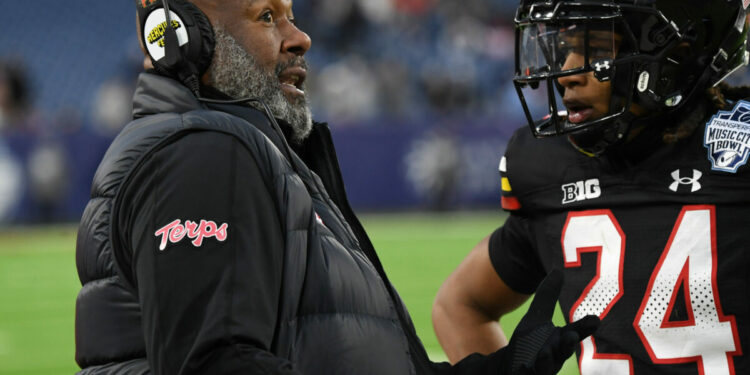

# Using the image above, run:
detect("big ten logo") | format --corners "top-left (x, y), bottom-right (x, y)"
top-left (561, 179), bottom-right (601, 204)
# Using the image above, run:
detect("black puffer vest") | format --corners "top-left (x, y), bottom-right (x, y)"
top-left (75, 73), bottom-right (439, 374)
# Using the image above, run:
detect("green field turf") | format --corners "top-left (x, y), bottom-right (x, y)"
top-left (0, 212), bottom-right (579, 374)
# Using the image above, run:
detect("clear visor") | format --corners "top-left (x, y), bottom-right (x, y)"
top-left (514, 19), bottom-right (632, 137)
top-left (518, 21), bottom-right (621, 78)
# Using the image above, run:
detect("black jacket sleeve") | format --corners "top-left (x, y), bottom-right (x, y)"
top-left (117, 131), bottom-right (299, 374)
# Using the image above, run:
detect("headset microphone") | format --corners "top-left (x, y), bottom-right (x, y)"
top-left (160, 0), bottom-right (182, 70)
top-left (160, 0), bottom-right (203, 95)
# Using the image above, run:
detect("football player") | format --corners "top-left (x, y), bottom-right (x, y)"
top-left (433, 0), bottom-right (750, 374)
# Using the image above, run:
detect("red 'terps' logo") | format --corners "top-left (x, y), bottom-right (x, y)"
top-left (154, 219), bottom-right (229, 250)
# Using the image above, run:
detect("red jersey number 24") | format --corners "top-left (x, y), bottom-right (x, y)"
top-left (561, 206), bottom-right (741, 375)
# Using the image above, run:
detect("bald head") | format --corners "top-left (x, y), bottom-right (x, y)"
top-left (187, 0), bottom-right (249, 29)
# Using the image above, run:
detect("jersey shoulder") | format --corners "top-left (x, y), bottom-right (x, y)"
top-left (499, 126), bottom-right (594, 212)
top-left (499, 104), bottom-right (750, 214)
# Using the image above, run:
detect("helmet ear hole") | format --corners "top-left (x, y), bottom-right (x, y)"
top-left (668, 42), bottom-right (694, 63)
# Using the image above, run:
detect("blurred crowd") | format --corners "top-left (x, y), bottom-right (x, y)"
top-left (297, 0), bottom-right (521, 124)
top-left (0, 60), bottom-right (113, 224)
top-left (2, 0), bottom-right (750, 223)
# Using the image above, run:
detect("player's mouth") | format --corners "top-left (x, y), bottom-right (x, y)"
top-left (563, 99), bottom-right (595, 124)
top-left (278, 67), bottom-right (306, 97)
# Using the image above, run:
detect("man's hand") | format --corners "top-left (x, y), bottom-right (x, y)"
top-left (497, 269), bottom-right (599, 374)
top-left (452, 269), bottom-right (599, 374)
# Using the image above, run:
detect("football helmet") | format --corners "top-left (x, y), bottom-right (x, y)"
top-left (513, 0), bottom-right (750, 155)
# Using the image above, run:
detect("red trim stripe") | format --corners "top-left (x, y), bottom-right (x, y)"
top-left (501, 196), bottom-right (521, 211)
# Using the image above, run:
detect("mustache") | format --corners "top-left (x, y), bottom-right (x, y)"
top-left (275, 56), bottom-right (308, 76)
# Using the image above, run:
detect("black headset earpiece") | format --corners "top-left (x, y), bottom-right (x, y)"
top-left (137, 0), bottom-right (215, 95)
top-left (160, 0), bottom-right (182, 69)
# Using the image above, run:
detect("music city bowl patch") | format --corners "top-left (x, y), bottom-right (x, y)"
top-left (704, 100), bottom-right (750, 173)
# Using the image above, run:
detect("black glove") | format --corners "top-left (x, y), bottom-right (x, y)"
top-left (452, 269), bottom-right (600, 375)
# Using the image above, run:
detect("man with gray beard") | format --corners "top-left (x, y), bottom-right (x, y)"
top-left (73, 0), bottom-right (597, 374)
top-left (206, 26), bottom-right (312, 144)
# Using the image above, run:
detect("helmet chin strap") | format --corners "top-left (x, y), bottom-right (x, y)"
top-left (569, 86), bottom-right (711, 159)
top-left (567, 111), bottom-right (635, 157)
top-left (568, 46), bottom-right (714, 158)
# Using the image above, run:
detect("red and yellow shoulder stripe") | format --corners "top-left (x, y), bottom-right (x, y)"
top-left (499, 156), bottom-right (521, 211)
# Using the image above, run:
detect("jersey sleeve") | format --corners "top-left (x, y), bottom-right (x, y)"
top-left (488, 214), bottom-right (546, 295)
top-left (490, 129), bottom-right (547, 293)
top-left (116, 131), bottom-right (300, 374)
top-left (498, 155), bottom-right (522, 212)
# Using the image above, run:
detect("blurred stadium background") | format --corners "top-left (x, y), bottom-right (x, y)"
top-left (0, 0), bottom-right (526, 221)
top-left (1, 1), bottom-right (749, 374)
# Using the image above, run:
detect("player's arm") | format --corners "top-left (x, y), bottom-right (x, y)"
top-left (435, 214), bottom-right (598, 374)
top-left (433, 234), bottom-right (529, 363)
top-left (118, 131), bottom-right (300, 374)
top-left (442, 268), bottom-right (599, 375)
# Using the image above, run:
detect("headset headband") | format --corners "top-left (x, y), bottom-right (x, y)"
top-left (135, 0), bottom-right (215, 95)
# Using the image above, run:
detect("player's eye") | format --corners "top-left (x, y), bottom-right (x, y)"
top-left (259, 10), bottom-right (274, 23)
top-left (589, 44), bottom-right (613, 59)
top-left (558, 44), bottom-right (572, 57)
top-left (558, 43), bottom-right (582, 59)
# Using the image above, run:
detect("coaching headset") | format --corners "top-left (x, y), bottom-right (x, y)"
top-left (136, 0), bottom-right (215, 96)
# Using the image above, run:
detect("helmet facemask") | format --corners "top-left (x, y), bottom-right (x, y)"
top-left (513, 0), bottom-right (750, 156)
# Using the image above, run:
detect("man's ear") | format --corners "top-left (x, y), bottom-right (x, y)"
top-left (143, 56), bottom-right (155, 70)
top-left (135, 11), bottom-right (154, 70)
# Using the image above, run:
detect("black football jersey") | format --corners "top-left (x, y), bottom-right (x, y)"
top-left (490, 102), bottom-right (750, 374)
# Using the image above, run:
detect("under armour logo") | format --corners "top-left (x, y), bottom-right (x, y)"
top-left (593, 61), bottom-right (611, 72)
top-left (669, 169), bottom-right (702, 192)
top-left (592, 59), bottom-right (613, 82)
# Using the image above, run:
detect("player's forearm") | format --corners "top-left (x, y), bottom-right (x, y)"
top-left (432, 298), bottom-right (508, 364)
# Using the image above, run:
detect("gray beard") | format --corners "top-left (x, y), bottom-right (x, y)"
top-left (205, 26), bottom-right (312, 144)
